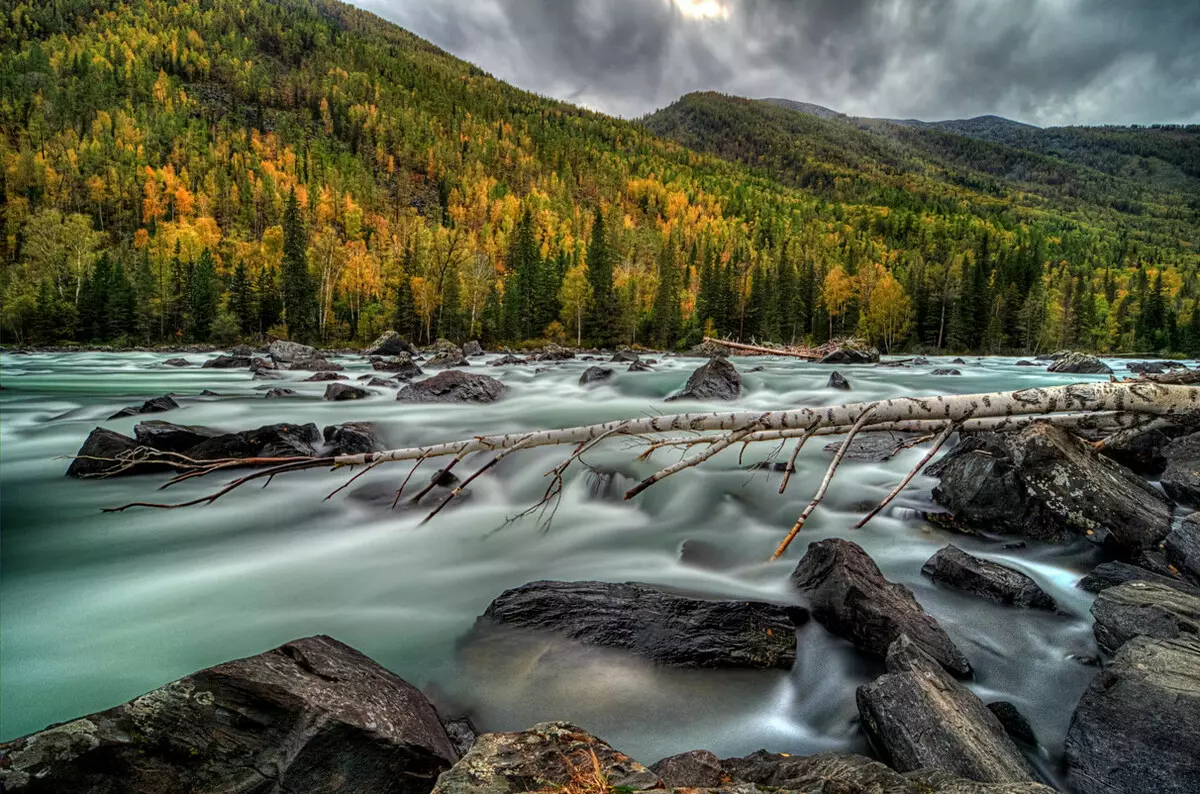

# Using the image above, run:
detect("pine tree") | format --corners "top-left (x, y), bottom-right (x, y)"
top-left (439, 267), bottom-right (462, 342)
top-left (503, 208), bottom-right (540, 339)
top-left (133, 252), bottom-right (157, 343)
top-left (105, 260), bottom-right (135, 341)
top-left (650, 238), bottom-right (682, 348)
top-left (229, 260), bottom-right (255, 335)
top-left (584, 209), bottom-right (618, 346)
top-left (281, 188), bottom-right (316, 340)
top-left (393, 272), bottom-right (417, 341)
top-left (257, 263), bottom-right (283, 335)
top-left (188, 249), bottom-right (219, 341)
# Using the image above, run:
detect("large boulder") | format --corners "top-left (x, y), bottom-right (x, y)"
top-left (425, 347), bottom-right (470, 369)
top-left (186, 423), bottom-right (320, 461)
top-left (666, 357), bottom-right (742, 402)
top-left (66, 428), bottom-right (145, 477)
top-left (372, 354), bottom-right (424, 380)
top-left (1046, 351), bottom-right (1113, 374)
top-left (1159, 432), bottom-right (1200, 506)
top-left (280, 357), bottom-right (343, 372)
top-left (323, 422), bottom-right (384, 456)
top-left (201, 354), bottom-right (250, 369)
top-left (611, 348), bottom-right (639, 363)
top-left (930, 422), bottom-right (1172, 556)
top-left (107, 394), bottom-right (179, 420)
top-left (363, 330), bottom-right (415, 357)
top-left (827, 371), bottom-right (852, 390)
top-left (477, 580), bottom-right (804, 669)
top-left (267, 339), bottom-right (318, 364)
top-left (324, 383), bottom-right (370, 401)
top-left (162, 357), bottom-right (190, 367)
top-left (133, 421), bottom-right (223, 454)
top-left (534, 343), bottom-right (575, 361)
top-left (790, 539), bottom-right (972, 676)
top-left (579, 366), bottom-right (614, 386)
top-left (856, 636), bottom-right (1036, 784)
top-left (687, 340), bottom-right (731, 358)
top-left (396, 371), bottom-right (504, 404)
top-left (1078, 561), bottom-right (1200, 597)
top-left (649, 749), bottom-right (723, 787)
top-left (819, 345), bottom-right (880, 364)
top-left (921, 545), bottom-right (1055, 610)
top-left (462, 340), bottom-right (484, 357)
top-left (1166, 513), bottom-right (1200, 584)
top-left (1096, 423), bottom-right (1188, 475)
top-left (1090, 581), bottom-right (1200, 655)
top-left (1064, 636), bottom-right (1200, 794)
top-left (0, 635), bottom-right (458, 793)
top-left (489, 354), bottom-right (527, 367)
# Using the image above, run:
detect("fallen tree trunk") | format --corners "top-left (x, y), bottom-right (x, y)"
top-left (701, 337), bottom-right (821, 360)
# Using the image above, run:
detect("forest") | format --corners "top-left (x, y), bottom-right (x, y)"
top-left (3, 0), bottom-right (1200, 354)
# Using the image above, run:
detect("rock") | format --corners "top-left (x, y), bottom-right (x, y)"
top-left (821, 433), bottom-right (917, 462)
top-left (932, 368), bottom-right (962, 376)
top-left (1046, 351), bottom-right (1113, 374)
top-left (666, 357), bottom-right (742, 401)
top-left (856, 635), bottom-right (1035, 783)
top-left (324, 383), bottom-right (370, 401)
top-left (627, 361), bottom-right (653, 372)
top-left (611, 348), bottom-right (639, 363)
top-left (323, 422), bottom-right (383, 456)
top-left (686, 340), bottom-right (731, 358)
top-left (248, 356), bottom-right (274, 370)
top-left (186, 423), bottom-right (320, 461)
top-left (66, 428), bottom-right (145, 477)
top-left (1159, 432), bottom-right (1200, 506)
top-left (133, 421), bottom-right (223, 454)
top-left (921, 545), bottom-right (1055, 610)
top-left (987, 701), bottom-right (1038, 746)
top-left (951, 357), bottom-right (967, 365)
top-left (1036, 350), bottom-right (1070, 361)
top-left (199, 389), bottom-right (221, 397)
top-left (1127, 361), bottom-right (1184, 375)
top-left (303, 371), bottom-right (347, 382)
top-left (228, 343), bottom-right (254, 357)
top-left (462, 340), bottom-right (484, 357)
top-left (819, 346), bottom-right (881, 364)
top-left (264, 387), bottom-right (298, 398)
top-left (162, 357), bottom-right (190, 367)
top-left (367, 376), bottom-right (397, 388)
top-left (478, 580), bottom-right (804, 669)
top-left (371, 353), bottom-right (424, 379)
top-left (1090, 581), bottom-right (1200, 655)
top-left (200, 354), bottom-right (250, 369)
top-left (1078, 561), bottom-right (1200, 597)
top-left (1166, 513), bottom-right (1200, 584)
top-left (912, 356), bottom-right (931, 365)
top-left (0, 635), bottom-right (457, 793)
top-left (425, 350), bottom-right (470, 368)
top-left (744, 364), bottom-right (764, 372)
top-left (429, 722), bottom-right (659, 794)
top-left (362, 330), bottom-right (415, 357)
top-left (107, 394), bottom-right (179, 419)
top-left (251, 367), bottom-right (282, 380)
top-left (827, 371), bottom-right (851, 390)
top-left (1065, 636), bottom-right (1200, 794)
top-left (489, 354), bottom-right (527, 366)
top-left (267, 339), bottom-right (318, 363)
top-left (579, 366), bottom-right (615, 386)
top-left (930, 422), bottom-right (1172, 556)
top-left (650, 749), bottom-right (723, 787)
top-left (791, 539), bottom-right (972, 676)
top-left (1015, 360), bottom-right (1036, 366)
top-left (396, 371), bottom-right (504, 403)
top-left (1096, 424), bottom-right (1187, 475)
top-left (534, 343), bottom-right (575, 361)
top-left (281, 357), bottom-right (343, 372)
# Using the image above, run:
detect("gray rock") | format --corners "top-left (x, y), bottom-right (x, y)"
top-left (1090, 581), bottom-right (1200, 655)
top-left (666, 357), bottom-right (742, 401)
top-left (1015, 360), bottom-right (1036, 366)
top-left (534, 343), bottom-right (575, 361)
top-left (133, 421), bottom-right (223, 454)
top-left (185, 423), bottom-right (320, 461)
top-left (462, 340), bottom-right (484, 357)
top-left (579, 366), bottom-right (615, 386)
top-left (263, 387), bottom-right (297, 398)
top-left (827, 370), bottom-right (852, 390)
top-left (987, 701), bottom-right (1039, 746)
top-left (856, 636), bottom-right (1035, 783)
top-left (396, 370), bottom-right (504, 403)
top-left (1096, 424), bottom-right (1187, 476)
top-left (921, 545), bottom-right (1055, 610)
top-left (107, 394), bottom-right (179, 419)
top-left (1065, 636), bottom-right (1200, 794)
top-left (267, 339), bottom-right (318, 363)
top-left (819, 346), bottom-right (881, 364)
top-left (0, 636), bottom-right (457, 793)
top-left (627, 360), bottom-right (653, 372)
top-left (686, 340), bottom-right (730, 358)
top-left (1046, 351), bottom-right (1113, 374)
top-left (200, 354), bottom-right (250, 369)
top-left (441, 717), bottom-right (478, 759)
top-left (371, 353), bottom-right (423, 379)
top-left (228, 344), bottom-right (254, 357)
top-left (932, 368), bottom-right (962, 376)
top-left (251, 367), bottom-right (282, 380)
top-left (1077, 561), bottom-right (1200, 597)
top-left (1166, 513), bottom-right (1200, 584)
top-left (489, 354), bottom-right (527, 366)
top-left (611, 348), bottom-right (640, 363)
top-left (791, 539), bottom-right (972, 676)
top-left (930, 422), bottom-right (1172, 556)
top-left (651, 750), bottom-right (723, 787)
top-left (362, 330), bottom-right (415, 357)
top-left (478, 580), bottom-right (805, 669)
top-left (951, 357), bottom-right (968, 365)
top-left (367, 376), bottom-right (397, 388)
top-left (162, 357), bottom-right (190, 367)
top-left (821, 433), bottom-right (918, 462)
top-left (281, 357), bottom-right (343, 372)
top-left (1160, 432), bottom-right (1200, 506)
top-left (324, 383), bottom-right (370, 401)
top-left (323, 422), bottom-right (383, 456)
top-left (66, 427), bottom-right (147, 477)
top-left (303, 371), bottom-right (346, 382)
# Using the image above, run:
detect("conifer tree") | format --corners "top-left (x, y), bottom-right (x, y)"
top-left (188, 249), bottom-right (219, 341)
top-left (281, 188), bottom-right (316, 340)
top-left (584, 209), bottom-right (617, 346)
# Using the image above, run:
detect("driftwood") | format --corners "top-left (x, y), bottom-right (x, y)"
top-left (702, 337), bottom-right (822, 360)
top-left (91, 381), bottom-right (1200, 560)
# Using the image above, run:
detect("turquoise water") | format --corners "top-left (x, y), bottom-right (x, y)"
top-left (0, 351), bottom-right (1144, 775)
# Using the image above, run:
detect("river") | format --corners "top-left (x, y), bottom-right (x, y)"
top-left (0, 350), bottom-right (1156, 782)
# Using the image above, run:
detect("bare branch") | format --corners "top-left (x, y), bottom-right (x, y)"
top-left (855, 422), bottom-right (959, 529)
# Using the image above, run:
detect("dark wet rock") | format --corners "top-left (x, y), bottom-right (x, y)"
top-left (921, 545), bottom-right (1055, 610)
top-left (367, 376), bottom-right (397, 388)
top-left (1091, 581), bottom-right (1200, 655)
top-left (930, 422), bottom-right (1172, 556)
top-left (162, 357), bottom-right (190, 367)
top-left (821, 433), bottom-right (918, 462)
top-left (1166, 513), bottom-right (1200, 585)
top-left (251, 367), bottom-right (283, 380)
top-left (819, 346), bottom-right (881, 364)
top-left (362, 330), bottom-right (415, 357)
top-left (1036, 350), bottom-right (1070, 361)
top-left (1127, 360), bottom-right (1184, 375)
top-left (186, 423), bottom-right (320, 461)
top-left (66, 428), bottom-right (146, 477)
top-left (1097, 424), bottom-right (1188, 476)
top-left (912, 356), bottom-right (931, 365)
top-left (666, 357), bottom-right (742, 402)
top-left (627, 360), bottom-right (653, 372)
top-left (133, 421), bottom-right (223, 454)
top-left (107, 394), bottom-right (179, 419)
top-left (371, 353), bottom-right (423, 379)
top-left (1134, 548), bottom-right (1178, 578)
top-left (430, 722), bottom-right (658, 794)
top-left (744, 365), bottom-right (764, 372)
top-left (397, 371), bottom-right (504, 403)
top-left (200, 354), bottom-right (250, 369)
top-left (677, 539), bottom-right (747, 572)
top-left (323, 422), bottom-right (383, 456)
top-left (1159, 432), bottom-right (1200, 506)
top-left (611, 348), bottom-right (639, 363)
top-left (462, 340), bottom-right (484, 357)
top-left (1004, 541), bottom-right (1028, 549)
top-left (857, 636), bottom-right (1034, 783)
top-left (1145, 367), bottom-right (1200, 385)
top-left (686, 339), bottom-right (730, 358)
top-left (248, 356), bottom-right (274, 371)
top-left (951, 357), bottom-right (967, 365)
top-left (827, 370), bottom-right (852, 390)
top-left (932, 368), bottom-right (962, 376)
top-left (199, 389), bottom-right (221, 397)
top-left (579, 366), bottom-right (615, 386)
top-left (1064, 635), bottom-right (1200, 794)
top-left (425, 350), bottom-right (470, 368)
top-left (987, 701), bottom-right (1038, 746)
top-left (324, 382), bottom-right (370, 401)
top-left (1078, 561), bottom-right (1200, 597)
top-left (1015, 360), bottom-right (1037, 366)
top-left (1046, 351), bottom-right (1113, 374)
top-left (441, 717), bottom-right (478, 759)
top-left (264, 387), bottom-right (298, 399)
top-left (533, 343), bottom-right (576, 362)
top-left (0, 635), bottom-right (457, 794)
top-left (791, 539), bottom-right (972, 675)
top-left (267, 339), bottom-right (317, 363)
top-left (281, 357), bottom-right (343, 372)
top-left (489, 354), bottom-right (527, 366)
top-left (228, 343), bottom-right (254, 357)
top-left (478, 580), bottom-right (805, 669)
top-left (303, 371), bottom-right (347, 382)
top-left (651, 750), bottom-right (722, 787)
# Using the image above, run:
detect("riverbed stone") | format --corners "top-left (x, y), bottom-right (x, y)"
top-left (1091, 581), bottom-right (1200, 654)
top-left (1064, 635), bottom-right (1200, 794)
top-left (1159, 432), bottom-right (1200, 506)
top-left (66, 427), bottom-right (145, 477)
top-left (362, 330), bottom-right (415, 357)
top-left (827, 370), bottom-right (851, 390)
top-left (281, 357), bottom-right (343, 372)
top-left (267, 339), bottom-right (317, 363)
top-left (1077, 561), bottom-right (1200, 597)
top-left (819, 346), bottom-right (880, 364)
top-left (987, 701), bottom-right (1038, 747)
top-left (478, 580), bottom-right (804, 669)
top-left (666, 357), bottom-right (742, 401)
top-left (162, 357), bottom-right (190, 367)
top-left (304, 371), bottom-right (347, 382)
top-left (821, 433), bottom-right (919, 462)
top-left (324, 382), bottom-right (370, 401)
top-left (856, 636), bottom-right (1035, 783)
top-left (200, 354), bottom-right (250, 369)
top-left (462, 340), bottom-right (484, 357)
top-left (372, 354), bottom-right (423, 380)
top-left (791, 539), bottom-right (972, 676)
top-left (133, 421), bottom-right (223, 454)
top-left (185, 422), bottom-right (320, 460)
top-left (650, 750), bottom-right (723, 787)
top-left (930, 422), bottom-right (1172, 556)
top-left (425, 347), bottom-right (470, 368)
top-left (579, 366), bottom-right (615, 386)
top-left (921, 545), bottom-right (1055, 610)
top-left (107, 394), bottom-right (179, 419)
top-left (1165, 513), bottom-right (1200, 584)
top-left (534, 343), bottom-right (575, 361)
top-left (263, 387), bottom-right (297, 398)
top-left (396, 370), bottom-right (504, 403)
top-left (489, 354), bottom-right (527, 366)
top-left (323, 422), bottom-right (384, 456)
top-left (0, 635), bottom-right (458, 794)
top-left (932, 368), bottom-right (962, 376)
top-left (1046, 351), bottom-right (1113, 374)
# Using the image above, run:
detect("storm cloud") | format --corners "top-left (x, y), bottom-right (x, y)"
top-left (352, 0), bottom-right (1200, 126)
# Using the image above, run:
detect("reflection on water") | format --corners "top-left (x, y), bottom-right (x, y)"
top-left (0, 350), bottom-right (1141, 771)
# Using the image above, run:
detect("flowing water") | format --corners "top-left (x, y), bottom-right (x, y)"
top-left (0, 351), bottom-right (1156, 783)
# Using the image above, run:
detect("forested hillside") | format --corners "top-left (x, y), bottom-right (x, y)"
top-left (3, 0), bottom-right (1199, 355)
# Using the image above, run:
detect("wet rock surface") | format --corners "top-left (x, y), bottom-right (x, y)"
top-left (921, 545), bottom-right (1055, 610)
top-left (396, 370), bottom-right (505, 403)
top-left (1090, 581), bottom-right (1200, 654)
top-left (65, 427), bottom-right (147, 477)
top-left (371, 353), bottom-right (424, 379)
top-left (819, 346), bottom-right (881, 364)
top-left (827, 370), bottom-right (852, 390)
top-left (323, 422), bottom-right (384, 456)
top-left (1078, 561), bottom-right (1200, 597)
top-left (107, 394), bottom-right (179, 419)
top-left (200, 354), bottom-right (250, 369)
top-left (987, 701), bottom-right (1038, 747)
top-left (1046, 351), bottom-right (1113, 374)
top-left (263, 387), bottom-right (297, 398)
top-left (363, 330), bottom-right (416, 357)
top-left (666, 357), bottom-right (742, 401)
top-left (324, 382), bottom-right (370, 401)
top-left (1165, 513), bottom-right (1200, 584)
top-left (821, 433), bottom-right (918, 462)
top-left (579, 366), bottom-right (615, 386)
top-left (1159, 432), bottom-right (1200, 506)
top-left (133, 421), bottom-right (223, 453)
top-left (303, 370), bottom-right (347, 382)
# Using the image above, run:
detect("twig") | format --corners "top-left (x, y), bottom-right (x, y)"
top-left (625, 417), bottom-right (770, 500)
top-left (855, 422), bottom-right (959, 528)
top-left (391, 451), bottom-right (432, 508)
top-left (420, 437), bottom-right (535, 524)
top-left (778, 421), bottom-right (821, 494)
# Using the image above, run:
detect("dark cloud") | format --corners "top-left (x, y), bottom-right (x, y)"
top-left (353, 0), bottom-right (1200, 126)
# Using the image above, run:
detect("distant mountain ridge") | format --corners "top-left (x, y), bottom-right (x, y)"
top-left (760, 97), bottom-right (1039, 135)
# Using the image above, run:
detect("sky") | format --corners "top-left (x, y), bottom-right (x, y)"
top-left (352, 0), bottom-right (1200, 127)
